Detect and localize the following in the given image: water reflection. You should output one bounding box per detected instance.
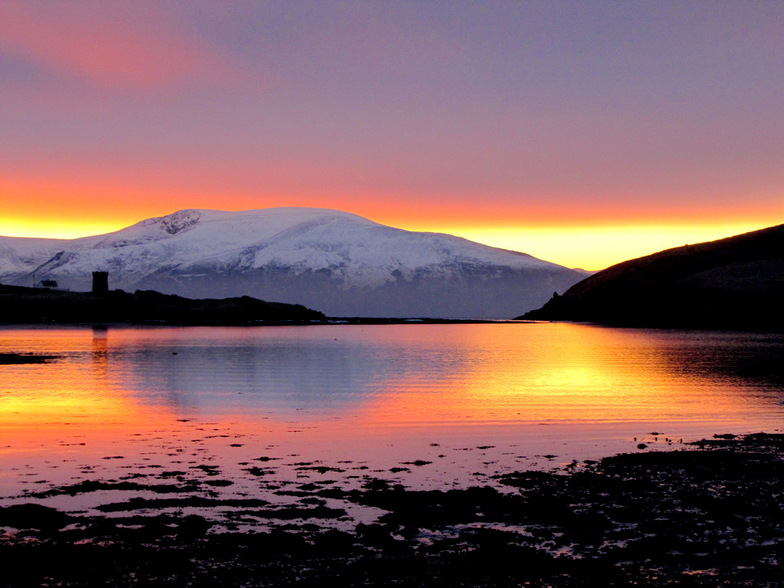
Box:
[2,324,783,498]
[1,324,782,431]
[0,328,153,452]
[653,330,784,387]
[91,326,109,380]
[353,325,784,428]
[114,339,391,414]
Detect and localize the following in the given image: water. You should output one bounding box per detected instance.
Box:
[1,323,783,499]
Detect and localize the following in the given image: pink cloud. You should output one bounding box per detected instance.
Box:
[0,1,237,91]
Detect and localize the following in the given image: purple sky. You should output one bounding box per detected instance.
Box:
[1,1,782,268]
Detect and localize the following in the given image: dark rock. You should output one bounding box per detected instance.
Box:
[0,353,58,365]
[0,504,72,531]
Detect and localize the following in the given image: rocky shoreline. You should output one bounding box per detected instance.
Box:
[1,433,782,586]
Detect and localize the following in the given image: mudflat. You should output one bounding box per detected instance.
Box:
[1,433,782,587]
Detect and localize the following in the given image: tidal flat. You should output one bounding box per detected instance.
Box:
[1,433,782,587]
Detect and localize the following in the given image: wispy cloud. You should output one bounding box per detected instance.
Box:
[0,1,237,92]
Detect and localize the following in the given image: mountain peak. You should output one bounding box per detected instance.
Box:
[0,207,586,318]
[145,209,204,235]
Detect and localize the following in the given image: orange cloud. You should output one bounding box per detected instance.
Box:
[0,1,236,91]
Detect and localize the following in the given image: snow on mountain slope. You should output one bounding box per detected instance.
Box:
[0,236,70,278]
[0,208,587,318]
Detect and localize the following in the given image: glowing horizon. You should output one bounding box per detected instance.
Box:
[1,3,782,271]
[446,221,778,271]
[0,202,777,271]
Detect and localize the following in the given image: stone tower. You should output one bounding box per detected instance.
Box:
[92,271,109,294]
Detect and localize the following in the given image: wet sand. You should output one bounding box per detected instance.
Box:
[1,433,782,587]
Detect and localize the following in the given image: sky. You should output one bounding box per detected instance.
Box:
[1,1,782,270]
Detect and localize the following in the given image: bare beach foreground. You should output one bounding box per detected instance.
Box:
[1,433,782,587]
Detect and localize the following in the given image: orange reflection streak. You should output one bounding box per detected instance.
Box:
[0,329,170,457]
[348,324,768,429]
[0,325,778,460]
[1,324,781,498]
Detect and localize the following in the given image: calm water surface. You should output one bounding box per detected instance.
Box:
[1,323,783,497]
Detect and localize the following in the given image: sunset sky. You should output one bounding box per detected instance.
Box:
[1,1,782,270]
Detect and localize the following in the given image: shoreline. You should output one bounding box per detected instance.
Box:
[0,316,522,328]
[1,433,782,586]
[0,283,528,327]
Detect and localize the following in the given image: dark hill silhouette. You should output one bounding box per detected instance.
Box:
[519,224,784,330]
[0,284,325,325]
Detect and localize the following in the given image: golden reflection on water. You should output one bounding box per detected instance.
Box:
[353,324,770,428]
[0,324,782,497]
[0,324,781,451]
[0,329,165,456]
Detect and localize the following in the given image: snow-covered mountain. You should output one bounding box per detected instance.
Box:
[0,208,587,318]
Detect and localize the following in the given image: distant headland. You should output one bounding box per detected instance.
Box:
[519,223,784,331]
[0,273,503,326]
[0,273,325,326]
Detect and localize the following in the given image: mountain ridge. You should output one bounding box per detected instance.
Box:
[0,208,586,318]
